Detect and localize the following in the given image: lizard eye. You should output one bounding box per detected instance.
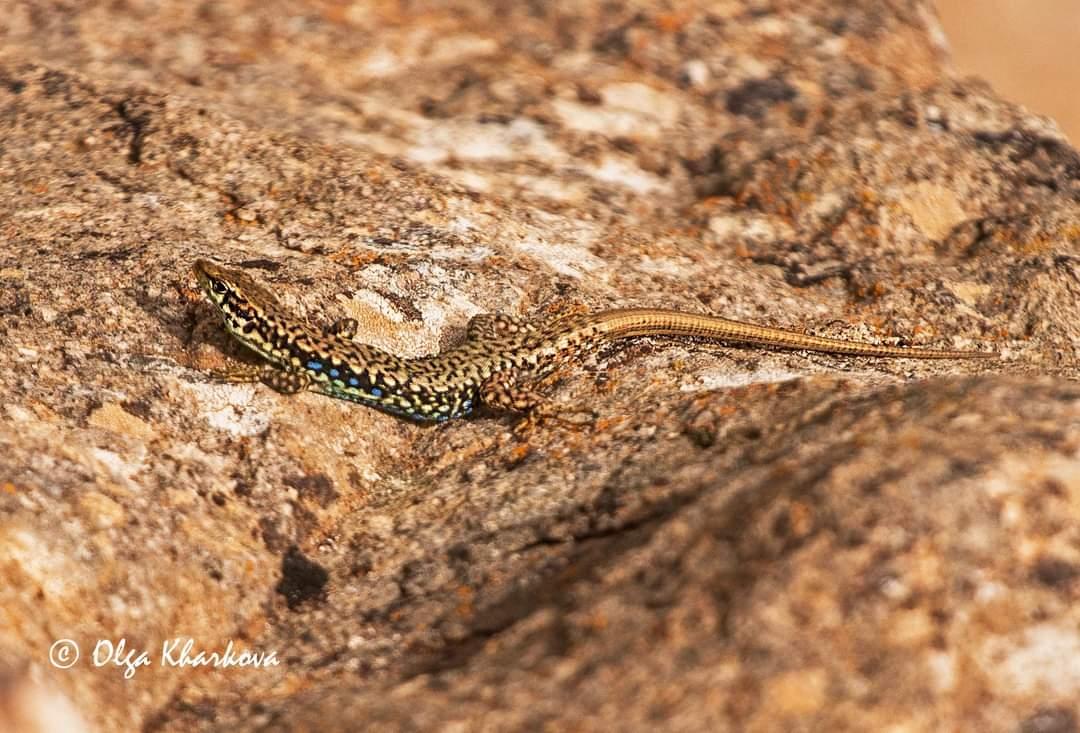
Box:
[211,280,228,294]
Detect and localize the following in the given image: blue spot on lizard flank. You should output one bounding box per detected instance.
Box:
[348,377,360,387]
[306,360,323,371]
[370,387,383,397]
[329,368,340,378]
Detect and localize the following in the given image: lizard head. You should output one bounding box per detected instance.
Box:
[194,259,280,309]
[193,259,286,342]
[195,259,246,305]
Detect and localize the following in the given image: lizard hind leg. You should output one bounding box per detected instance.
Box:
[467,313,536,341]
[479,368,595,431]
[479,369,545,413]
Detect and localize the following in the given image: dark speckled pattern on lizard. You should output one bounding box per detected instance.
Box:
[193,259,998,422]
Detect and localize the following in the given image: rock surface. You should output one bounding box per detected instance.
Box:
[1,1,1078,731]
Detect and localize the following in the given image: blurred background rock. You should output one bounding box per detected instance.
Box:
[939,0,1079,141]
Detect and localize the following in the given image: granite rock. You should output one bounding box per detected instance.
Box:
[1,1,1078,731]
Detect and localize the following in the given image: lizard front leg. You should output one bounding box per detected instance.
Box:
[324,318,359,341]
[212,363,312,394]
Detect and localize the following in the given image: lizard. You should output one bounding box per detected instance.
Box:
[193,259,998,423]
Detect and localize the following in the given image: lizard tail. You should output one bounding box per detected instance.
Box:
[567,308,998,359]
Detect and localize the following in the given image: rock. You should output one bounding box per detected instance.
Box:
[0,1,1077,731]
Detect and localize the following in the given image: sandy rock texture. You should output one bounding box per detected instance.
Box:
[1,1,1078,731]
